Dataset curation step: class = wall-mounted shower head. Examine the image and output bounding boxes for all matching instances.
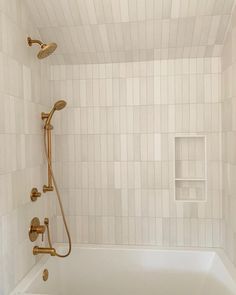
[42,100,67,128]
[27,37,57,59]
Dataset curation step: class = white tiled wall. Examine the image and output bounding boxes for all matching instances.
[222,5,236,266]
[0,1,231,292]
[51,57,222,248]
[25,0,234,65]
[0,1,55,294]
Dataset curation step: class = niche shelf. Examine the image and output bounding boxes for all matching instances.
[174,135,207,202]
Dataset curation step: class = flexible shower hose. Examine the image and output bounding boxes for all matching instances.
[43,129,72,258]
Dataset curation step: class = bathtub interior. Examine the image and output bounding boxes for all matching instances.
[11,246,236,295]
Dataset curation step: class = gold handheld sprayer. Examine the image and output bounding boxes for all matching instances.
[41,100,72,258]
[41,100,67,192]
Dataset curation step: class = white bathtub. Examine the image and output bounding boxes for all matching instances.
[11,245,236,295]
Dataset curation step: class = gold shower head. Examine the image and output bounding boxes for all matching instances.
[27,37,57,59]
[54,100,67,111]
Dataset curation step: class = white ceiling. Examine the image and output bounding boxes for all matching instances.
[26,0,235,65]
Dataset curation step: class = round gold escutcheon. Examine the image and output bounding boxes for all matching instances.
[43,269,49,281]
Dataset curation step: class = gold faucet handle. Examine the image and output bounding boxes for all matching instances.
[41,232,44,242]
[30,187,41,202]
[42,218,49,242]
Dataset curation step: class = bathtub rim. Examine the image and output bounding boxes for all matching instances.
[10,244,236,295]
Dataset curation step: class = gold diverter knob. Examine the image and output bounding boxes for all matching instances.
[29,217,46,242]
[30,187,42,202]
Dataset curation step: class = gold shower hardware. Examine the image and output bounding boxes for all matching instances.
[27,37,43,46]
[41,100,71,258]
[30,187,42,202]
[29,217,46,242]
[42,113,53,193]
[41,100,67,193]
[33,246,56,256]
[41,100,66,127]
[43,269,49,281]
[27,37,57,59]
[30,218,56,256]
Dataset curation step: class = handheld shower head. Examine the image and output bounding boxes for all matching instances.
[42,100,67,128]
[54,100,67,111]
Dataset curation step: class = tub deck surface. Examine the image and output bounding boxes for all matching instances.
[11,245,236,295]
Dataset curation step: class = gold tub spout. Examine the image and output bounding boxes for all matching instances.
[33,246,56,256]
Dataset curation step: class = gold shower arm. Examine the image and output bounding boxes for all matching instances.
[27,37,43,46]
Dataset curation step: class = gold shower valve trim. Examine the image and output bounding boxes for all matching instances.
[30,218,57,256]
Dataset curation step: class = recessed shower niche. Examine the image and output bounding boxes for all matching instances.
[174,135,207,202]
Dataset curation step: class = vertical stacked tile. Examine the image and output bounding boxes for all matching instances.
[25,0,233,65]
[222,5,236,266]
[0,1,55,294]
[51,57,222,248]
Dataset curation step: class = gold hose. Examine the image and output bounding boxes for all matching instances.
[43,129,72,258]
